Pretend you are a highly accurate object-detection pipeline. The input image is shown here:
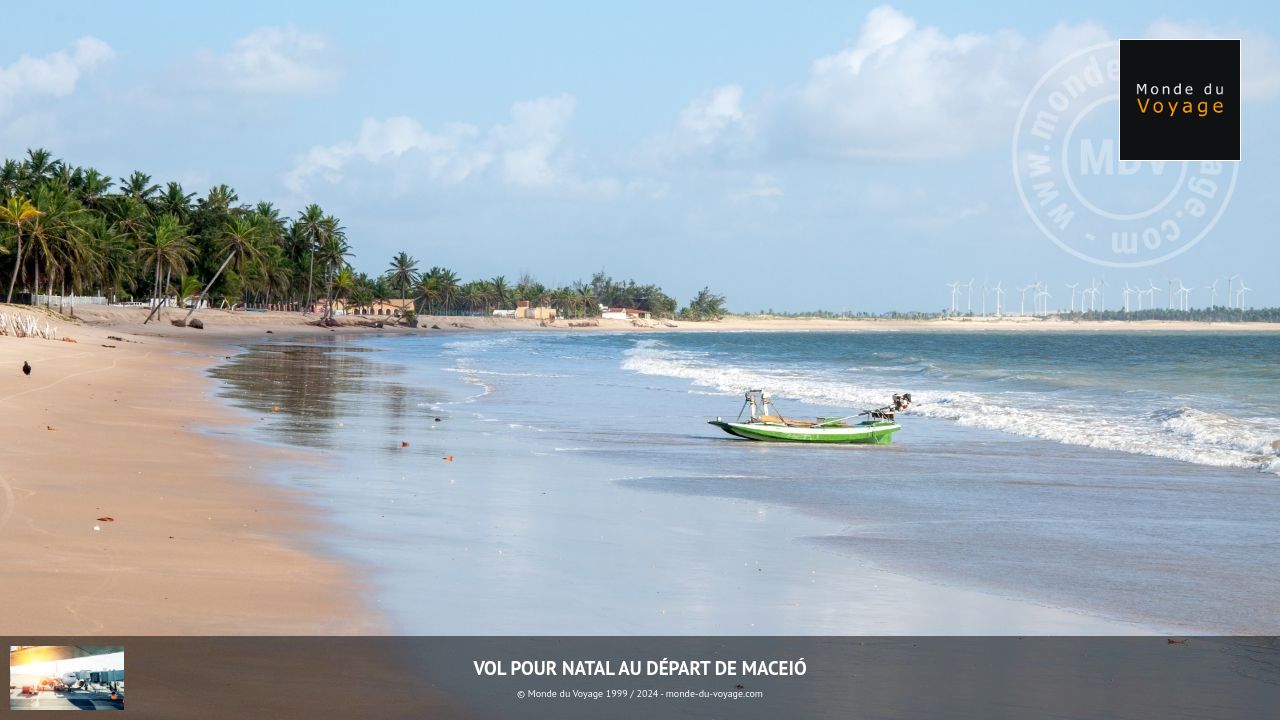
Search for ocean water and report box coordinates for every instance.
[212,330,1280,634]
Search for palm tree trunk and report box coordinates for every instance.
[4,230,21,304]
[184,251,235,323]
[304,252,314,313]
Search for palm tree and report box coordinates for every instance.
[120,170,161,205]
[314,225,351,319]
[21,149,59,191]
[414,274,442,315]
[184,215,263,322]
[424,266,461,314]
[139,214,195,322]
[76,168,113,210]
[334,266,357,308]
[82,217,133,302]
[294,204,329,312]
[2,195,41,302]
[385,251,420,301]
[156,182,195,219]
[176,275,203,309]
[0,160,20,197]
[23,183,86,310]
[490,275,510,310]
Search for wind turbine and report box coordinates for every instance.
[1035,282,1051,316]
[981,279,989,317]
[1121,282,1135,313]
[993,281,1005,316]
[1018,285,1032,316]
[1205,279,1219,308]
[1176,280,1192,311]
[1145,279,1161,310]
[1237,280,1251,310]
[946,281,960,314]
[1226,274,1239,308]
[1066,283,1079,313]
[965,278,975,314]
[1097,276,1109,312]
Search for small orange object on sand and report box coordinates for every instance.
[401,441,410,448]
[443,455,454,462]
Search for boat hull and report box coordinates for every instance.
[708,420,899,444]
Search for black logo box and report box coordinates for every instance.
[1120,39,1240,161]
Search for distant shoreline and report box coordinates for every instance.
[63,304,1280,336]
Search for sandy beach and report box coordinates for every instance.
[0,304,383,634]
[4,302,1277,636]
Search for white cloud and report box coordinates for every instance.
[284,93,611,196]
[791,6,1108,159]
[203,27,335,95]
[1146,20,1280,101]
[679,85,746,144]
[496,95,577,188]
[0,37,114,115]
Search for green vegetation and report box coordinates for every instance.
[0,148,350,316]
[1056,307,1280,322]
[399,271,683,319]
[680,287,727,320]
[0,148,711,323]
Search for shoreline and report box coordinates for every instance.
[67,303,1280,337]
[7,303,1275,636]
[0,304,386,634]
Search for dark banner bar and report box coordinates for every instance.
[8,637,1280,719]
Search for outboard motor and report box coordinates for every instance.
[870,393,912,421]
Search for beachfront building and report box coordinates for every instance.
[601,306,651,320]
[359,298,414,318]
[514,300,557,321]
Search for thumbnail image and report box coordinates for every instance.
[10,646,124,711]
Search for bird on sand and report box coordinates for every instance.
[22,361,31,376]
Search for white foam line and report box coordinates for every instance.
[622,342,1280,475]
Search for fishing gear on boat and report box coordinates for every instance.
[864,393,912,422]
[714,390,911,444]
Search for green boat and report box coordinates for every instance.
[708,390,910,444]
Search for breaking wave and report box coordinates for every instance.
[621,340,1280,475]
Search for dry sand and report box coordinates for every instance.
[0,304,382,635]
[3,302,1275,636]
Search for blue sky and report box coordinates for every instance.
[2,2,1276,311]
